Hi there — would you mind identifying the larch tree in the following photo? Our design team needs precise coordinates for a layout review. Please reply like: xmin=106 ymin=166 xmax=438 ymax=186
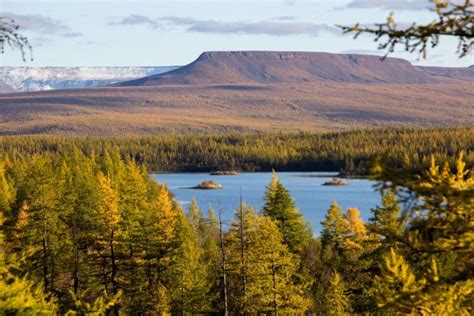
xmin=167 ymin=211 xmax=212 ymax=314
xmin=246 ymin=215 xmax=311 ymax=314
xmin=57 ymin=154 xmax=100 ymax=298
xmin=227 ymin=204 xmax=310 ymax=314
xmin=0 ymin=161 xmax=14 ymax=215
xmin=116 ymin=160 xmax=151 ymax=311
xmin=323 ymin=272 xmax=350 ymax=316
xmin=195 ymin=205 xmax=222 ymax=310
xmin=138 ymin=182 xmax=180 ymax=313
xmin=0 ymin=204 xmax=57 ymax=314
xmin=95 ymin=172 xmax=122 ymax=305
xmin=15 ymin=155 xmax=69 ymax=296
xmin=370 ymin=152 xmax=474 ymax=314
xmin=340 ymin=0 xmax=474 ymax=58
xmin=0 ymin=17 xmax=32 ymax=61
xmin=320 ymin=202 xmax=373 ymax=313
xmin=226 ymin=203 xmax=256 ymax=313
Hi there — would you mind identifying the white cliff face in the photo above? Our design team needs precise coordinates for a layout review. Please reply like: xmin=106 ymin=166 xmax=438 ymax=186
xmin=0 ymin=66 xmax=180 ymax=92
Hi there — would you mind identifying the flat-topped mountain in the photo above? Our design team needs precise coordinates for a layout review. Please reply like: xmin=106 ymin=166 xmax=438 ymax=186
xmin=117 ymin=51 xmax=473 ymax=86
xmin=0 ymin=51 xmax=472 ymax=136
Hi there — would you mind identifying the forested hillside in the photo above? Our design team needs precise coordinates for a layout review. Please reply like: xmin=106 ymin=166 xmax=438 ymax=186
xmin=1 ymin=127 xmax=472 ymax=175
xmin=0 ymin=134 xmax=472 ymax=314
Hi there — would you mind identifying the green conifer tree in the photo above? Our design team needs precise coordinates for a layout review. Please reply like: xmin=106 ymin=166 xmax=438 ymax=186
xmin=262 ymin=172 xmax=311 ymax=253
xmin=321 ymin=201 xmax=346 ymax=250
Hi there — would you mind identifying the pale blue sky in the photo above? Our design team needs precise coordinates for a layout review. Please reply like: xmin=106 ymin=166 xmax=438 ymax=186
xmin=2 ymin=0 xmax=472 ymax=67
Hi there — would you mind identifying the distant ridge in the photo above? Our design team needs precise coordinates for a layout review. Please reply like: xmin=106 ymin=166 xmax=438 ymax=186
xmin=117 ymin=51 xmax=474 ymax=86
xmin=1 ymin=66 xmax=180 ymax=92
xmin=0 ymin=80 xmax=15 ymax=93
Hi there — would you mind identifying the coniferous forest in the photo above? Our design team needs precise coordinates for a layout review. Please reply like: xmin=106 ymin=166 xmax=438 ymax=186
xmin=0 ymin=127 xmax=472 ymax=174
xmin=0 ymin=127 xmax=472 ymax=314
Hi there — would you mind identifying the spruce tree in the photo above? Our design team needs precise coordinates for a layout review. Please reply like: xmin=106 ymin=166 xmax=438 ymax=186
xmin=262 ymin=172 xmax=311 ymax=253
xmin=321 ymin=201 xmax=346 ymax=250
xmin=369 ymin=191 xmax=404 ymax=243
xmin=188 ymin=197 xmax=204 ymax=233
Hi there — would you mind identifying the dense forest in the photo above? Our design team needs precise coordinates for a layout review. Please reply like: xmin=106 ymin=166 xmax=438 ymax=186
xmin=0 ymin=127 xmax=472 ymax=314
xmin=0 ymin=126 xmax=472 ymax=175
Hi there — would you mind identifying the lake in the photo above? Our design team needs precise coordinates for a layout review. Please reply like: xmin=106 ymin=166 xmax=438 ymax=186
xmin=152 ymin=172 xmax=382 ymax=234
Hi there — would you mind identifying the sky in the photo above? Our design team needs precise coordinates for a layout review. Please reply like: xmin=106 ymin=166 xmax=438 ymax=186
xmin=2 ymin=0 xmax=473 ymax=67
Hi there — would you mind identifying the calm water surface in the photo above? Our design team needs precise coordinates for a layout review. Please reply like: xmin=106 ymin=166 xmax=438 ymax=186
xmin=152 ymin=172 xmax=382 ymax=234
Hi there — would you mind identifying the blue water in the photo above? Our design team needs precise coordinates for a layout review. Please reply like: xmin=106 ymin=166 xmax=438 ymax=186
xmin=152 ymin=172 xmax=382 ymax=235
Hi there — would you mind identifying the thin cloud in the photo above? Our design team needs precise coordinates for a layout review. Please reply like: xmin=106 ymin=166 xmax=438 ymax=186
xmin=340 ymin=49 xmax=385 ymax=56
xmin=5 ymin=12 xmax=70 ymax=33
xmin=108 ymin=14 xmax=161 ymax=29
xmin=345 ymin=0 xmax=465 ymax=10
xmin=29 ymin=36 xmax=53 ymax=48
xmin=61 ymin=32 xmax=83 ymax=38
xmin=271 ymin=16 xmax=297 ymax=21
xmin=161 ymin=17 xmax=337 ymax=36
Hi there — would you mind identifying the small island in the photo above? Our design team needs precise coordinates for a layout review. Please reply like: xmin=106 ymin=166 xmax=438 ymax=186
xmin=210 ymin=170 xmax=240 ymax=176
xmin=191 ymin=180 xmax=223 ymax=190
xmin=322 ymin=178 xmax=349 ymax=186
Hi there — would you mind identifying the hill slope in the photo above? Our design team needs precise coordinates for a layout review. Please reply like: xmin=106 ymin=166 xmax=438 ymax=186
xmin=0 ymin=51 xmax=472 ymax=136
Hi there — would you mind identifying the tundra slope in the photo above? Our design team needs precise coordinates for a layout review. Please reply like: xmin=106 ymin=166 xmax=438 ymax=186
xmin=0 ymin=51 xmax=472 ymax=136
